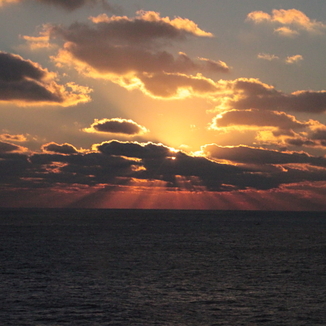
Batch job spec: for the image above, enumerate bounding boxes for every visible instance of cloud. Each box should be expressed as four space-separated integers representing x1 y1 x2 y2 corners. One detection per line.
28 146 146 187
41 142 79 154
311 128 326 141
91 140 263 190
0 153 31 183
257 53 279 61
91 140 326 191
83 118 149 136
257 53 303 64
1 0 119 11
286 137 319 148
246 9 326 36
94 140 172 159
198 57 230 73
0 141 27 153
137 72 220 98
293 128 326 147
265 124 326 149
218 78 326 114
43 11 230 99
87 11 213 38
22 27 56 51
274 27 299 38
1 140 326 195
0 52 92 106
0 133 27 142
202 144 326 167
209 109 310 137
285 54 303 64
36 0 108 11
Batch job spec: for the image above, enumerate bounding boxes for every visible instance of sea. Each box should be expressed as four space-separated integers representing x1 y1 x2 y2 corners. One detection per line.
0 209 325 325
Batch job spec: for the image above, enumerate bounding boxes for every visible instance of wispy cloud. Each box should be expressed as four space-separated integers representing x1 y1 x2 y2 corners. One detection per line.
285 54 303 64
257 53 279 61
257 52 303 64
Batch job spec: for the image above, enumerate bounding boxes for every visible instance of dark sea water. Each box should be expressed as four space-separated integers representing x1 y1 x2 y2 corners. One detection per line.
0 209 325 325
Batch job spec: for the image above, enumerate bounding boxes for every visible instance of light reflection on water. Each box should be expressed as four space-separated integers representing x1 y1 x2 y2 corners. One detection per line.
0 209 325 325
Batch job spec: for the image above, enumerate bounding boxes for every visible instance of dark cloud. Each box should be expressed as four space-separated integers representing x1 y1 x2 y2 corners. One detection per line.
1 0 120 12
84 118 149 135
311 128 326 141
286 138 318 147
36 0 104 11
0 141 27 153
28 151 138 186
202 144 326 167
0 153 30 181
95 140 171 159
1 140 326 194
41 142 79 154
92 141 292 190
0 51 45 82
287 127 326 147
210 109 309 136
0 52 91 106
229 79 326 113
281 128 326 148
47 11 229 98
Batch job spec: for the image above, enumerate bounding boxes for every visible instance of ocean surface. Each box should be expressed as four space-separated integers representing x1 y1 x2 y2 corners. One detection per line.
0 209 325 325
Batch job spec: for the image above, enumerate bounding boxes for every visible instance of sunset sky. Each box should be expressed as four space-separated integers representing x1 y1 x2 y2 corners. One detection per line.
1 0 326 210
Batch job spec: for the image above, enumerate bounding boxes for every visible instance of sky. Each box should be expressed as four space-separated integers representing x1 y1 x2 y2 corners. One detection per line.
1 0 326 210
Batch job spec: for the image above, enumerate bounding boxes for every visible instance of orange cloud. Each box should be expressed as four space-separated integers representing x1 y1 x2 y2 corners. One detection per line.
0 52 92 106
22 27 55 50
246 10 272 23
286 54 303 64
0 133 27 142
274 26 299 38
84 118 149 136
42 11 230 99
90 11 213 37
257 53 303 64
257 53 279 61
247 9 326 36
137 72 220 99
